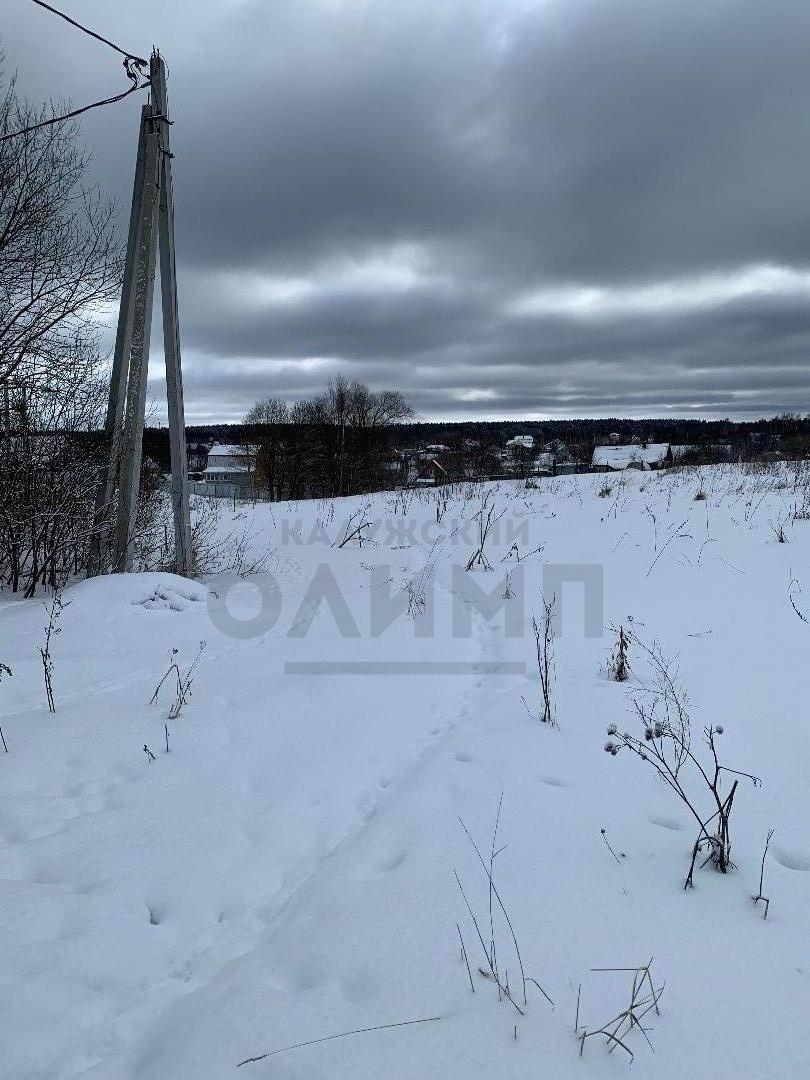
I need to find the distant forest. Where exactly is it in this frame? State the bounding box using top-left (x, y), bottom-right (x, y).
top-left (142, 413), bottom-right (810, 472)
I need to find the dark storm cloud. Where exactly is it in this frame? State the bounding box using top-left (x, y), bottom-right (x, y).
top-left (2, 0), bottom-right (810, 421)
top-left (183, 273), bottom-right (486, 359)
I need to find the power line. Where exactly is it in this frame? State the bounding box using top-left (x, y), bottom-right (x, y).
top-left (29, 1), bottom-right (147, 64)
top-left (1, 81), bottom-right (149, 143)
top-left (1, 2), bottom-right (151, 143)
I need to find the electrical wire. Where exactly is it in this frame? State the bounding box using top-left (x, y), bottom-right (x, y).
top-left (29, 1), bottom-right (147, 64)
top-left (1, 81), bottom-right (149, 143)
top-left (1, 3), bottom-right (151, 143)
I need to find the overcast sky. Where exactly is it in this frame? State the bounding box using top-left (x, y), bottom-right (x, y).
top-left (3, 0), bottom-right (810, 423)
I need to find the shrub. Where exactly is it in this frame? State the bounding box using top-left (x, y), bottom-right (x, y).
top-left (604, 635), bottom-right (760, 888)
top-left (606, 625), bottom-right (631, 682)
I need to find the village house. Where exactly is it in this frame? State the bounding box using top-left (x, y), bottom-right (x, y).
top-left (500, 434), bottom-right (534, 476)
top-left (532, 451), bottom-right (555, 475)
top-left (592, 443), bottom-right (672, 471)
top-left (395, 446), bottom-right (446, 485)
top-left (505, 434), bottom-right (534, 452)
top-left (203, 443), bottom-right (256, 494)
top-left (411, 458), bottom-right (449, 486)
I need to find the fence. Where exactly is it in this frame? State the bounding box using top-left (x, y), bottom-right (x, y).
top-left (189, 480), bottom-right (264, 502)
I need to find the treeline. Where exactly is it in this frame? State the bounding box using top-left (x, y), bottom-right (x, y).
top-left (391, 415), bottom-right (809, 449)
top-left (241, 376), bottom-right (412, 500)
top-left (138, 413), bottom-right (810, 476)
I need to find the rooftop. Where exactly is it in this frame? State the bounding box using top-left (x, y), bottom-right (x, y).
top-left (592, 443), bottom-right (670, 469)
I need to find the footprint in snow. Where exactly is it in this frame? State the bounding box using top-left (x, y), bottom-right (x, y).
top-left (772, 846), bottom-right (810, 872)
top-left (538, 774), bottom-right (569, 788)
top-left (341, 967), bottom-right (379, 1002)
top-left (648, 815), bottom-right (684, 832)
top-left (287, 958), bottom-right (324, 992)
top-left (377, 848), bottom-right (408, 874)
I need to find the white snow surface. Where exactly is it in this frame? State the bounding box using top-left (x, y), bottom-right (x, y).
top-left (2, 466), bottom-right (810, 1078)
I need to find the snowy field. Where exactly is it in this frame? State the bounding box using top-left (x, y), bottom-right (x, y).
top-left (2, 464), bottom-right (810, 1079)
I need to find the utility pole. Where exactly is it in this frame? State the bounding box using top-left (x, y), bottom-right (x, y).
top-left (88, 50), bottom-right (192, 577)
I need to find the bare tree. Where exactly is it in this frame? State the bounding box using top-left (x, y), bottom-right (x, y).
top-left (0, 69), bottom-right (122, 594)
top-left (244, 397), bottom-right (289, 425)
top-left (242, 377), bottom-right (413, 500)
top-left (0, 341), bottom-right (109, 594)
top-left (244, 397), bottom-right (291, 500)
top-left (0, 71), bottom-right (120, 398)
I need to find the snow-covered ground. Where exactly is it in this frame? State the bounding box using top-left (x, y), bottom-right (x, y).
top-left (2, 464), bottom-right (810, 1079)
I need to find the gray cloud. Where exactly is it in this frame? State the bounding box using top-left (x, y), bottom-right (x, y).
top-left (3, 0), bottom-right (809, 422)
